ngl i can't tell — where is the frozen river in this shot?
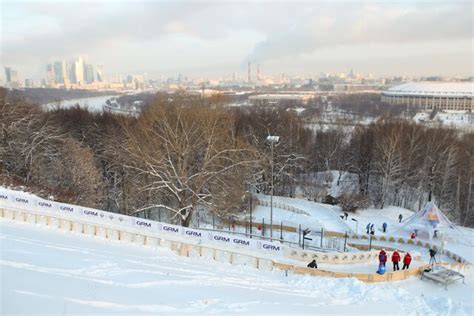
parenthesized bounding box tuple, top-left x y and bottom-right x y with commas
(42, 95, 116, 112)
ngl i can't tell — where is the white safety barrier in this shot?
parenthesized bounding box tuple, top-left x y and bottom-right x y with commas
(0, 187, 285, 258)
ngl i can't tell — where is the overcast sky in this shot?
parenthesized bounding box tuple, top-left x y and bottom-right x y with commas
(1, 0, 473, 81)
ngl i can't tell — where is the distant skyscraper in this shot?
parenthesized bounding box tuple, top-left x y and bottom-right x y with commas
(84, 64, 94, 84)
(53, 61, 66, 84)
(248, 62, 251, 83)
(4, 67, 13, 83)
(67, 62, 76, 84)
(74, 57, 84, 84)
(25, 78, 34, 88)
(46, 64, 55, 85)
(96, 65, 104, 82)
(4, 67, 19, 88)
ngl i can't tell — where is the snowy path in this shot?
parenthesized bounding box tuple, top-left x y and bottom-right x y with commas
(1, 219, 473, 315)
(254, 195, 352, 232)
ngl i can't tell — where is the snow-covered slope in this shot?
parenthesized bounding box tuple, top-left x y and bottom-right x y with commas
(1, 219, 473, 315)
(254, 194, 352, 233)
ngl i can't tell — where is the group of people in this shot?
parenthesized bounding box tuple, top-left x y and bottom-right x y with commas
(377, 249, 412, 274)
(366, 223, 375, 235)
(366, 222, 390, 234)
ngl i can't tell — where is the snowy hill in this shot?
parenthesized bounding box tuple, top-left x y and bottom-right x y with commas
(253, 194, 352, 233)
(1, 219, 473, 315)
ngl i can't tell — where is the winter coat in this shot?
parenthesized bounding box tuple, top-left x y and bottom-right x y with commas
(391, 251, 400, 263)
(379, 251, 387, 264)
(403, 253, 412, 265)
(307, 260, 317, 269)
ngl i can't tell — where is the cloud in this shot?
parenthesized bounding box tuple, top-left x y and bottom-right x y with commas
(247, 2, 473, 62)
(1, 1, 472, 78)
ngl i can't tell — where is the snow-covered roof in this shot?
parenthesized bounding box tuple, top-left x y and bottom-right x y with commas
(382, 81, 474, 98)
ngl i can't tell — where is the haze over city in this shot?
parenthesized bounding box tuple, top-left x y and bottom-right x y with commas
(2, 0, 473, 81)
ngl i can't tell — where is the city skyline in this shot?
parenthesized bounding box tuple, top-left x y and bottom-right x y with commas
(1, 1, 473, 81)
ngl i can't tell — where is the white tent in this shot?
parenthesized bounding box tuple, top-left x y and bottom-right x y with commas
(396, 202, 463, 240)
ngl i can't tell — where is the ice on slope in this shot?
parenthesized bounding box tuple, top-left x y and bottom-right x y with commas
(1, 219, 473, 315)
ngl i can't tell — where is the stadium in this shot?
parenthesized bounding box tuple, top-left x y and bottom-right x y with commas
(382, 81, 473, 111)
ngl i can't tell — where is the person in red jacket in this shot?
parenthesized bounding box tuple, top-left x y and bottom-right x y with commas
(378, 249, 387, 267)
(402, 252, 412, 270)
(392, 250, 401, 271)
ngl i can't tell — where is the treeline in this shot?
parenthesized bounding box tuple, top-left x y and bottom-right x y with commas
(331, 93, 418, 118)
(1, 87, 472, 227)
(309, 121, 473, 226)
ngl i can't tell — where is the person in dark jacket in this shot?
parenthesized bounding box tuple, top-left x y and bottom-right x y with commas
(378, 249, 387, 267)
(366, 223, 371, 234)
(402, 253, 412, 270)
(382, 222, 387, 233)
(307, 259, 317, 269)
(429, 248, 437, 265)
(392, 250, 401, 271)
(398, 214, 403, 223)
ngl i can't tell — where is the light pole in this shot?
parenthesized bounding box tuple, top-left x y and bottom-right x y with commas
(246, 189, 253, 238)
(351, 218, 358, 235)
(267, 135, 279, 240)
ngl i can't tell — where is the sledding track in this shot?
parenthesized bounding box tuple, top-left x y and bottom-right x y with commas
(0, 188, 470, 283)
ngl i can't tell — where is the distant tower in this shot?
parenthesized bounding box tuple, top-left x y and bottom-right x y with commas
(46, 64, 55, 85)
(248, 62, 251, 83)
(257, 64, 260, 81)
(96, 65, 104, 82)
(74, 57, 85, 84)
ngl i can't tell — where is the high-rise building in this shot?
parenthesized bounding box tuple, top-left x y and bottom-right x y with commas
(25, 79, 34, 88)
(96, 65, 104, 82)
(84, 64, 94, 84)
(67, 62, 76, 84)
(74, 57, 84, 84)
(4, 67, 12, 82)
(4, 67, 19, 87)
(46, 64, 55, 85)
(53, 61, 66, 84)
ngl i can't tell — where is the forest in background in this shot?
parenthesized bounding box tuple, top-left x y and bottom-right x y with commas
(1, 87, 472, 227)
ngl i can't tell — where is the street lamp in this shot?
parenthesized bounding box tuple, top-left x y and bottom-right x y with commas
(266, 135, 279, 240)
(246, 189, 253, 238)
(351, 218, 358, 235)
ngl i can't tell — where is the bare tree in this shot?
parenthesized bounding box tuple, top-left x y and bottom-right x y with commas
(122, 100, 259, 226)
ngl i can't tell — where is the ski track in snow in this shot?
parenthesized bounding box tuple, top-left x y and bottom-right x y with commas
(1, 219, 473, 315)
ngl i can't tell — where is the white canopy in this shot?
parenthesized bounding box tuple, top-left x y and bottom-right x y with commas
(395, 202, 463, 240)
